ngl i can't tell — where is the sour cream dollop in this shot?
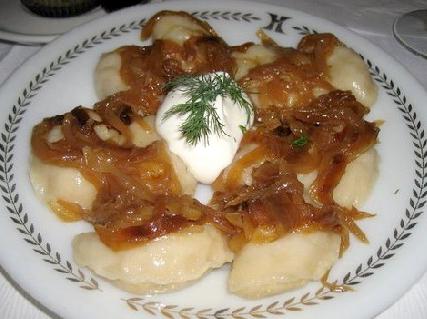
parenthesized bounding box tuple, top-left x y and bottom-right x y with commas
(156, 73, 254, 184)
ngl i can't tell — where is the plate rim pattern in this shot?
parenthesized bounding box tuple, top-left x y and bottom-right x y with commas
(0, 9, 425, 318)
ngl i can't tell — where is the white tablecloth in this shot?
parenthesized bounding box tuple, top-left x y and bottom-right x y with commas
(1, 0, 426, 318)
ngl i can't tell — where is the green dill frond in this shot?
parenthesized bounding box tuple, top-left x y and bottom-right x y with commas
(162, 73, 253, 146)
(239, 125, 247, 134)
(292, 134, 309, 148)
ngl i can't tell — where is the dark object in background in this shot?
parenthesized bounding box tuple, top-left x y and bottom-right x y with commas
(100, 0, 150, 12)
(20, 0, 101, 17)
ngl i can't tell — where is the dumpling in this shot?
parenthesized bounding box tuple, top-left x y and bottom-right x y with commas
(228, 232, 340, 299)
(94, 11, 227, 104)
(142, 11, 217, 45)
(294, 33, 377, 108)
(226, 149, 377, 300)
(238, 48, 332, 110)
(73, 224, 233, 294)
(233, 45, 279, 80)
(168, 149, 197, 196)
(30, 110, 197, 221)
(296, 148, 379, 209)
(327, 45, 378, 108)
(333, 148, 379, 209)
(94, 50, 129, 99)
(30, 156, 97, 221)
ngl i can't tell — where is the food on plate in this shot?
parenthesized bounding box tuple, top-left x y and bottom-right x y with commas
(30, 106, 197, 221)
(228, 232, 340, 299)
(237, 33, 378, 112)
(333, 148, 379, 209)
(232, 44, 280, 80)
(30, 113, 162, 219)
(29, 10, 380, 298)
(73, 224, 233, 294)
(30, 156, 97, 221)
(295, 34, 378, 108)
(94, 51, 129, 99)
(141, 10, 217, 45)
(326, 45, 378, 108)
(93, 11, 233, 116)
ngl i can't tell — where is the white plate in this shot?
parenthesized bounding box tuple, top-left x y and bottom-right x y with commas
(0, 1, 427, 318)
(0, 0, 106, 44)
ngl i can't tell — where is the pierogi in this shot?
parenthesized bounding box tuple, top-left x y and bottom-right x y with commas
(228, 232, 340, 299)
(94, 50, 129, 99)
(327, 45, 378, 108)
(73, 224, 233, 294)
(30, 156, 97, 218)
(30, 110, 197, 221)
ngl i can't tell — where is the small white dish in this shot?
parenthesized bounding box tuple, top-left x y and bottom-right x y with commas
(0, 1, 427, 318)
(393, 9, 427, 59)
(0, 0, 106, 44)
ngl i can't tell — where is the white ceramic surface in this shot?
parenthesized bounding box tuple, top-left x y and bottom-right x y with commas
(393, 9, 427, 59)
(0, 1, 427, 318)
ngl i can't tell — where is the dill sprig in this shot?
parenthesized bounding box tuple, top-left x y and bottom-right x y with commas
(162, 73, 253, 146)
